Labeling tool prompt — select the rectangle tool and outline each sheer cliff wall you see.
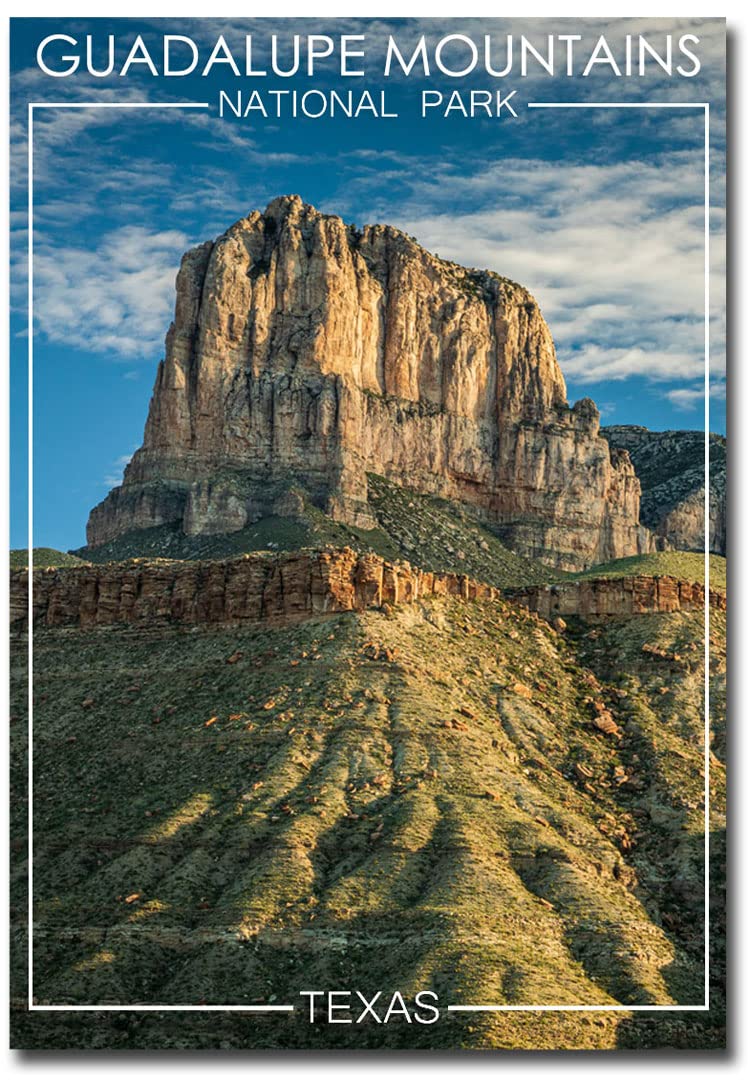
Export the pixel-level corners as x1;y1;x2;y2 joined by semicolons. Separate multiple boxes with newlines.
87;196;653;571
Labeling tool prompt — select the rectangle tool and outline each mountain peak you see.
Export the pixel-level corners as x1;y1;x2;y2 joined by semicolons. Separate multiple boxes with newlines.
261;192;310;221
86;198;653;571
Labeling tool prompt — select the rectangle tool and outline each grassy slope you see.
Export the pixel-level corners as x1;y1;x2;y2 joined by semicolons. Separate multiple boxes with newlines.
10;597;725;1049
73;477;560;590
71;515;380;566
366;474;557;586
72;478;727;597
10;548;89;569
575;552;726;592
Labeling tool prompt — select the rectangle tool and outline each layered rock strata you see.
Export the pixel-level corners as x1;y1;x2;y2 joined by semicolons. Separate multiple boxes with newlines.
509;576;724;619
87;196;652;571
10;549;722;633
603;426;726;555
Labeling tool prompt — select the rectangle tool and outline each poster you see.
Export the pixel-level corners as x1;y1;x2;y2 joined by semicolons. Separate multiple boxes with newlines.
8;15;726;1051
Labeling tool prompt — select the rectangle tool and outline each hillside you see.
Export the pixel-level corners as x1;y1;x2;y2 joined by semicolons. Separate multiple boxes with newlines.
602;427;726;555
74;475;561;590
574;551;726;593
10;548;89;569
10;562;725;1049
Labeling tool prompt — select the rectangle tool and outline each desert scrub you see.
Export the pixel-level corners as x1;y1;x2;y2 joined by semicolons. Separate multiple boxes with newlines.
366;473;561;588
10;591;724;1046
10;548;89;569
575;551;725;592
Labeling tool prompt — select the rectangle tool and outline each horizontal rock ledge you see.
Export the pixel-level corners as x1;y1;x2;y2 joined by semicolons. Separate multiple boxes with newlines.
9;548;724;632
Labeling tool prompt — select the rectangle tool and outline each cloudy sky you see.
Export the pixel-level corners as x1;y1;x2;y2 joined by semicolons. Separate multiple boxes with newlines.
9;16;726;550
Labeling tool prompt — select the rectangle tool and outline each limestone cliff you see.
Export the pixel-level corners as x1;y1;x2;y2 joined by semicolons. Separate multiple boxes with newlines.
602;426;726;555
10;549;722;632
87;195;653;571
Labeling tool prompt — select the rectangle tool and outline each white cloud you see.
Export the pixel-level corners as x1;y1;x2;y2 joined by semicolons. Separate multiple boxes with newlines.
102;450;136;487
563;345;703;384
34;226;189;359
27;151;725;397
155;15;725;101
665;381;726;411
12;24;724;407
365;152;725;394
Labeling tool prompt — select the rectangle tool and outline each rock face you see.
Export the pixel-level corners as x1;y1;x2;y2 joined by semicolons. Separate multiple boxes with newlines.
509;576;724;619
11;551;502;631
87;195;653;571
602;426;726;556
10;549;722;633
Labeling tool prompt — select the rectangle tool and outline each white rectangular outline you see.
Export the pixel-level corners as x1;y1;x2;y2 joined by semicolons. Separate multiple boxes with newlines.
25;99;713;1016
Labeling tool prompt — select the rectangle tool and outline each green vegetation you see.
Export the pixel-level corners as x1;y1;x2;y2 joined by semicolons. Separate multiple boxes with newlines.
73;512;395;567
74;477;560;591
11;594;725;1048
75;519;324;563
602;427;726;547
10;548;89;569
366;474;560;588
71;474;723;599
14;472;726;1048
575;551;726;592
605;430;725;501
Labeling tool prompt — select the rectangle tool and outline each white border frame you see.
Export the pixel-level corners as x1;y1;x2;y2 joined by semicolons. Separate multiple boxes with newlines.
25;98;712;1016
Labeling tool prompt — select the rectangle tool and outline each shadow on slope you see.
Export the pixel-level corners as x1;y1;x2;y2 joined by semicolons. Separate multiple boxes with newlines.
10;590;725;1048
72;475;559;590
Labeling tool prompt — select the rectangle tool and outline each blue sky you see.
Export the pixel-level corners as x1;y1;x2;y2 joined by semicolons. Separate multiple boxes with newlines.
9;17;726;551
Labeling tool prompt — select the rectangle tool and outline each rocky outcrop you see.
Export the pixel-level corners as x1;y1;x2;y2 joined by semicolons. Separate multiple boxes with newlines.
86;196;652;571
10;549;722;633
602;426;726;555
11;550;500;631
509;575;724;619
